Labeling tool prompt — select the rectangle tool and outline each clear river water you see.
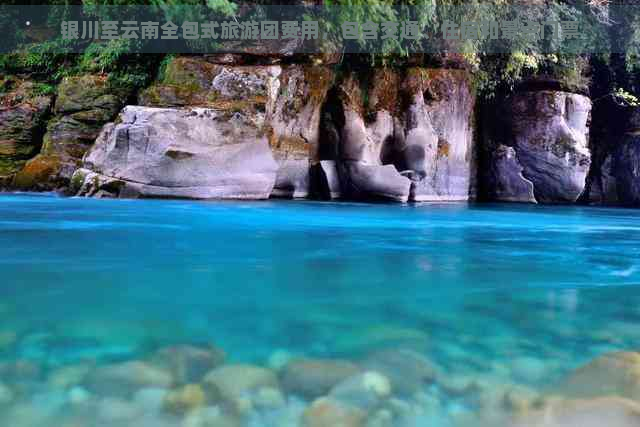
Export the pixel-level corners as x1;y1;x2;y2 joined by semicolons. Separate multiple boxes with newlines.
0;193;639;426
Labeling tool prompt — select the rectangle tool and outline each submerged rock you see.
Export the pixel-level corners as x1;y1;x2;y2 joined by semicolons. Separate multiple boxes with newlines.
252;386;286;409
97;397;140;422
281;358;361;399
133;387;170;413
73;106;279;199
329;371;392;411
203;364;279;401
84;361;173;397
163;384;207;415
47;364;91;389
363;349;437;396
0;382;14;405
301;397;366;427
508;397;640;427
182;405;242;427
151;344;225;385
559;351;640;400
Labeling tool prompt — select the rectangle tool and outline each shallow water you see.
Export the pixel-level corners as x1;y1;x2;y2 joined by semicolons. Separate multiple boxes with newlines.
1;193;639;426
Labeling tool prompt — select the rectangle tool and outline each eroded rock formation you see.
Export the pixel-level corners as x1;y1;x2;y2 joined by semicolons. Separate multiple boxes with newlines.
73;56;476;202
72;106;278;199
319;68;476;203
485;91;592;204
10;54;640;207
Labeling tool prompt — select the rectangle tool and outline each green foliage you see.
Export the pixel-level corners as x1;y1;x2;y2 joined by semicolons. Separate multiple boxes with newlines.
613;87;640;107
32;82;57;96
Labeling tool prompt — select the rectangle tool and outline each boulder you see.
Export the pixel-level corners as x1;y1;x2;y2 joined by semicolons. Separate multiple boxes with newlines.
500;91;592;203
281;358;361;399
72;106;279;199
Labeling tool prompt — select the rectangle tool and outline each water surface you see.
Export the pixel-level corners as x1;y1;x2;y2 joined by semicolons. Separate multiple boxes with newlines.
1;193;639;426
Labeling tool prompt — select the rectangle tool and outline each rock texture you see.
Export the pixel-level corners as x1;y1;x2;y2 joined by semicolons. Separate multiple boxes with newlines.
613;132;640;205
267;65;333;198
559;351;640;401
486;91;592;204
72;106;278;199
14;75;127;191
485;145;537;203
139;56;333;200
320;68;475;202
0;78;52;186
508;397;640;427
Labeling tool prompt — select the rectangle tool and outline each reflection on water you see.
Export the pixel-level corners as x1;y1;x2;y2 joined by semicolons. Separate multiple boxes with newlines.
1;194;640;426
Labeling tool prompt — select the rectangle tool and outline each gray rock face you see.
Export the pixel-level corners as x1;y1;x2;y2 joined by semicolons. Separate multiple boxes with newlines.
323;68;475;202
72;106;278;199
311;160;342;199
402;69;476;202
506;91;592;203
486;145;536;203
267;65;333;198
614;133;640;205
138;56;334;200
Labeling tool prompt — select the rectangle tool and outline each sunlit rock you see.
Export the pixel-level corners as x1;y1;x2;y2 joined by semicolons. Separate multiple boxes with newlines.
72;106;279;200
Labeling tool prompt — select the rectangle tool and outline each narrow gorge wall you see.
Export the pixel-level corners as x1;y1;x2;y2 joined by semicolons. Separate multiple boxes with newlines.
4;54;640;206
67;56;477;203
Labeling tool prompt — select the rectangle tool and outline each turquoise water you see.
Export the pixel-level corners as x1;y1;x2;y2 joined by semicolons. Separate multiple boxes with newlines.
1;193;639;426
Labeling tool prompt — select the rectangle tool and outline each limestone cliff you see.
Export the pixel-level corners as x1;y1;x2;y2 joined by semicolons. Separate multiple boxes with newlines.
4;54;640;207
